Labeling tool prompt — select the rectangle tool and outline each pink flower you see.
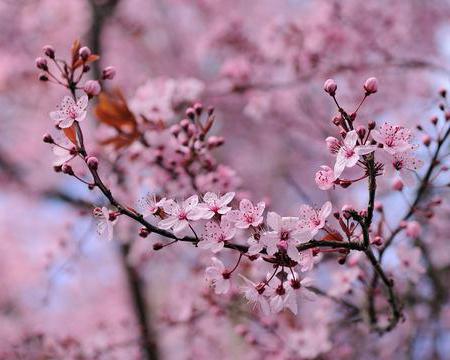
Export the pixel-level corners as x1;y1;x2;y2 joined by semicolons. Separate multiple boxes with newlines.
239;275;270;315
334;131;376;177
205;257;231;294
199;218;236;253
315;165;336;190
199;192;235;219
405;221;422;238
93;207;116;241
395;243;425;283
298;201;332;237
262;212;309;263
371;122;413;155
380;150;423;186
328;267;360;297
158;195;204;234
227;199;265;229
50;95;88;128
139;194;167;218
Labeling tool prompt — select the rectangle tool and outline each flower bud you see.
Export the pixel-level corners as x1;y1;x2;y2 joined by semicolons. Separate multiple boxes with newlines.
79;46;92;61
422;135;431;147
323;79;337;96
207;136;225;149
445;111;450;121
102;66;116;80
38;72;49;81
42;133;54;143
139;227;149;238
368;120;376;130
364;77;378;95
185;107;195;120
356;126;366;139
277;240;288;252
43;45;55;58
180;118;190;129
392;179;404;191
35;57;48;71
87;156;99;170
61;164;74;175
83;80;101;97
153;242;164;251
430;116;438;125
439;88;447;98
193;102;203;116
374;201;383;212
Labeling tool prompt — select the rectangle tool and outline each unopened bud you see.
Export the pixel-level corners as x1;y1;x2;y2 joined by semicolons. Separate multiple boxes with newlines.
323;79;337;96
364;77;378;95
83;80;101;97
439;88;447;98
368;121;376;130
356;126;366;139
139;227;149;238
102;66;116;80
193;102;203;116
38;72;49;81
43;45;55;58
422;135;431;147
153;242;164;251
35;57;48;71
79;46;92;61
185;107;195;120
42;133;54;143
86;156;99;170
61;164;74;175
430;116;438;125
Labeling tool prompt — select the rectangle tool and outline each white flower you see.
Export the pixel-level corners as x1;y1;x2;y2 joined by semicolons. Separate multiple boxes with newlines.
198;218;236;253
205;257;230;294
379;150;423;187
50;95;88;128
371;122;413;155
139;194;167;218
158;195;204;234
334;130;376;177
262;212;309;263
239;275;271;315
199;192;235;219
93;207;116;241
298;201;332;237
227;199;265;229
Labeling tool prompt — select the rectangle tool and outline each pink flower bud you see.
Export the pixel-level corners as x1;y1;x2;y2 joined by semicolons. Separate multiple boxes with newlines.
185;107;195;120
364;77;378;95
38;72;49;81
422;135;431;147
405;221;422;238
356;126;366;139
83;80;101;97
392;179;404;191
87;156;99;170
139;227;149;238
323;79;337;96
43;45;55;58
102;66;116;80
61;164;74;175
42;133;54;143
430;116;438;125
35;57;48;71
79;46;92;61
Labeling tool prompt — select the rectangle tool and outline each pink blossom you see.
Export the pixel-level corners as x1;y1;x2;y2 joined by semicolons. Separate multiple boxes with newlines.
380;150;423;186
139;194;167;218
158;195;204;234
198;192;235;219
262;212;309;263
405;221;422;238
371;122;413;155
205;257;231;294
93;207;116;241
198;218;236;253
328;267;360;297
239;275;270;315
227;199;265;229
50;95;88;128
315;165;336;190
298;201;332;236
334;131;376;177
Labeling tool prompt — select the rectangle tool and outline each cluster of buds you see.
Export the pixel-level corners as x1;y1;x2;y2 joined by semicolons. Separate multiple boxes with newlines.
36;41;115;99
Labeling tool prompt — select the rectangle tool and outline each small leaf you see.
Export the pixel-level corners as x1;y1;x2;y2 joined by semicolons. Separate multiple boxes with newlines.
63;125;78;146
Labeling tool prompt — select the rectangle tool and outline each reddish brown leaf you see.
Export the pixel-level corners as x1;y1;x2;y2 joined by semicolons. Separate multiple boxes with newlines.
321;232;344;242
63;125;78;146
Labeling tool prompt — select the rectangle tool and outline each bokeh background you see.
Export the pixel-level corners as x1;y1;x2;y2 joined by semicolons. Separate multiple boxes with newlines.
1;0;450;359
